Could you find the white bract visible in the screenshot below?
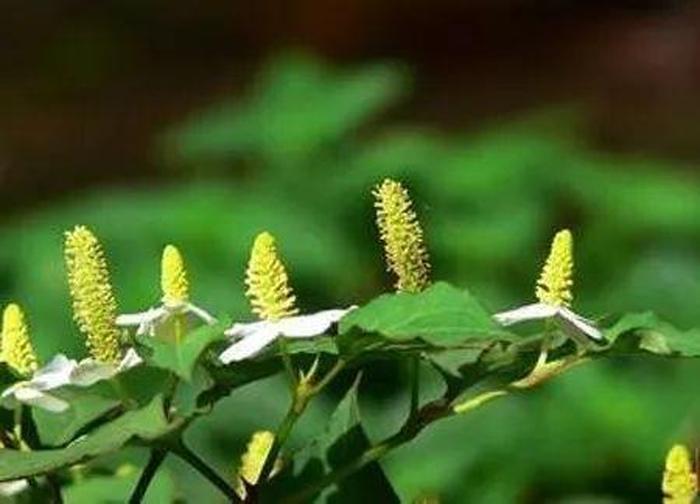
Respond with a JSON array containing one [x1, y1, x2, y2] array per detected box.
[[494, 302, 602, 341], [0, 479, 29, 497], [219, 308, 354, 363], [116, 302, 216, 337], [1, 349, 142, 413]]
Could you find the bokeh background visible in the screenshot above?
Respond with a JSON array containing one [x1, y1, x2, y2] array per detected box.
[[4, 1, 700, 502]]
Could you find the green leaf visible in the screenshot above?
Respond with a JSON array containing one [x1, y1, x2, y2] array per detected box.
[[0, 397, 172, 481], [427, 346, 488, 377], [339, 282, 513, 350], [138, 321, 228, 381], [605, 312, 700, 357], [33, 386, 121, 447]]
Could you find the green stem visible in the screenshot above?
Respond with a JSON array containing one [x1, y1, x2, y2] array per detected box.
[[128, 448, 168, 504], [308, 359, 345, 396], [409, 356, 420, 415], [46, 473, 64, 504], [278, 338, 297, 390], [13, 406, 22, 446], [257, 358, 347, 487], [172, 442, 240, 502]]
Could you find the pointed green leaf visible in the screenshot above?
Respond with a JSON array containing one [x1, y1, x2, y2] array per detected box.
[[339, 282, 513, 351], [605, 312, 700, 357]]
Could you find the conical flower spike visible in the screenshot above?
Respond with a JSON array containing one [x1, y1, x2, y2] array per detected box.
[[373, 179, 430, 293], [663, 444, 698, 504], [161, 245, 189, 307], [536, 229, 573, 307], [64, 226, 122, 364], [1, 304, 38, 376], [245, 232, 298, 321]]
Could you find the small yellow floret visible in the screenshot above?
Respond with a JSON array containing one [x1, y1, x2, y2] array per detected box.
[[245, 232, 298, 321], [663, 444, 698, 504], [1, 304, 38, 376], [535, 229, 574, 307], [64, 225, 122, 364], [161, 245, 189, 306], [373, 179, 431, 293]]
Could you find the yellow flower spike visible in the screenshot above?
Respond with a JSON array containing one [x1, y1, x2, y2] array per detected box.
[[535, 229, 574, 307], [64, 225, 122, 364], [161, 245, 189, 306], [245, 232, 298, 321], [1, 304, 39, 376], [373, 178, 431, 293], [234, 431, 279, 498], [663, 444, 698, 504]]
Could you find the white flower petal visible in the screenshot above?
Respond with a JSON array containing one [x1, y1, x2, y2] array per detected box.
[[117, 348, 143, 372], [493, 303, 558, 326], [219, 325, 280, 363], [69, 359, 118, 387], [30, 354, 78, 390], [186, 303, 217, 325], [556, 308, 603, 341], [116, 307, 166, 327], [224, 320, 271, 339], [276, 308, 353, 338], [11, 385, 69, 413], [0, 479, 29, 496]]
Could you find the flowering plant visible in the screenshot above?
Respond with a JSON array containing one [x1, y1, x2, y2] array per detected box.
[[0, 179, 695, 503]]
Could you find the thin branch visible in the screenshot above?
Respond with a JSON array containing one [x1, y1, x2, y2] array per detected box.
[[128, 448, 168, 504], [172, 442, 240, 502]]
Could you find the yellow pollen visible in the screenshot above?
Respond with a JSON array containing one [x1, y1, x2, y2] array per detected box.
[[245, 232, 298, 321], [64, 225, 122, 364], [373, 179, 431, 293], [1, 304, 39, 376], [161, 245, 189, 306], [535, 229, 574, 307], [663, 444, 698, 504]]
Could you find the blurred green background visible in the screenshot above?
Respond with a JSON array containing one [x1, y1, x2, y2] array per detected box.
[[3, 2, 700, 502]]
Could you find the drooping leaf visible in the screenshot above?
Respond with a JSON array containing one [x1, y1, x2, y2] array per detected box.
[[0, 397, 171, 481]]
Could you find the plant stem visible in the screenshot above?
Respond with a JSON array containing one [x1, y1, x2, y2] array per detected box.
[[309, 359, 345, 396], [257, 358, 347, 487], [46, 473, 64, 504], [172, 442, 240, 502], [409, 356, 420, 415], [128, 448, 168, 504], [279, 338, 297, 390]]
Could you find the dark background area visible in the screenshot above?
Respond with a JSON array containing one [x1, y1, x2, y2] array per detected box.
[[3, 1, 700, 208]]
